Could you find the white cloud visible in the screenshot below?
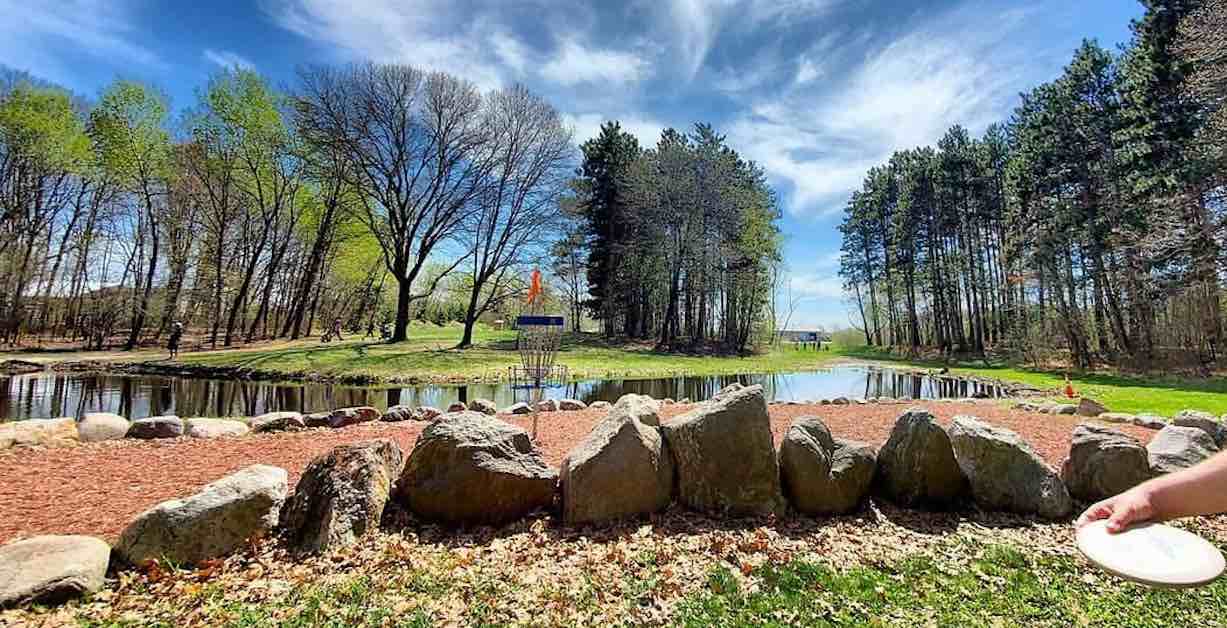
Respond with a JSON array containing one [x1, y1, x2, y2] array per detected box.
[[563, 112, 666, 148], [263, 0, 508, 91], [726, 8, 1034, 217], [203, 49, 256, 70], [0, 0, 162, 84], [540, 39, 648, 86]]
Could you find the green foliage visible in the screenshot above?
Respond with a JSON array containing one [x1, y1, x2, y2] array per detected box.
[[90, 81, 172, 186], [0, 84, 92, 173]]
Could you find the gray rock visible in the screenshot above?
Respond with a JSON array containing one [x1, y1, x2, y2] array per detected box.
[[1096, 412, 1136, 424], [1078, 397, 1108, 417], [1172, 410, 1226, 448], [714, 383, 744, 400], [185, 418, 250, 439], [1061, 424, 1151, 502], [589, 401, 611, 409], [395, 412, 556, 525], [535, 399, 560, 412], [0, 535, 110, 609], [558, 399, 587, 411], [1132, 414, 1166, 429], [251, 411, 305, 433], [560, 407, 674, 525], [304, 412, 331, 428], [327, 406, 380, 428], [613, 393, 661, 427], [382, 405, 416, 422], [281, 440, 404, 553], [507, 402, 532, 415], [126, 416, 184, 440], [77, 413, 129, 443], [0, 418, 79, 449], [660, 385, 784, 516], [1148, 425, 1219, 475], [1051, 404, 1078, 415], [949, 416, 1071, 519], [470, 399, 497, 415], [417, 406, 443, 421], [447, 401, 468, 413], [831, 397, 850, 405], [873, 409, 968, 508], [778, 416, 876, 515], [116, 464, 287, 566]]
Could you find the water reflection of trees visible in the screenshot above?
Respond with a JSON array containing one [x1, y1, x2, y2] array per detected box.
[[0, 369, 1005, 421]]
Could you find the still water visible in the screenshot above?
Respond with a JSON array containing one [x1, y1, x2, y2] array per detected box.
[[0, 366, 1006, 421]]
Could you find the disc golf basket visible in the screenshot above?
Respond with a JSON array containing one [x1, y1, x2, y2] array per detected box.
[[508, 314, 568, 440]]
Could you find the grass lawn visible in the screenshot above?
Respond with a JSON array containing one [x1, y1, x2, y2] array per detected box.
[[838, 346, 1227, 418], [170, 323, 844, 383]]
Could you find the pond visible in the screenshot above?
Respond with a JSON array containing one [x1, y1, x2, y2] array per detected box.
[[0, 366, 1007, 422]]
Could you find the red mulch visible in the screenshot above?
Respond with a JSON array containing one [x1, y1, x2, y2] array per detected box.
[[0, 402, 1157, 544]]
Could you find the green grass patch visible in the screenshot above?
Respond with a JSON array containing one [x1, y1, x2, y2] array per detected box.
[[836, 345, 1227, 417], [175, 324, 843, 383], [676, 542, 1227, 627]]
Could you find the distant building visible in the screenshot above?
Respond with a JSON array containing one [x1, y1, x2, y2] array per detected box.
[[778, 328, 830, 343]]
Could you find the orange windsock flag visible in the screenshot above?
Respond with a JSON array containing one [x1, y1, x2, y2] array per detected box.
[[526, 269, 543, 304]]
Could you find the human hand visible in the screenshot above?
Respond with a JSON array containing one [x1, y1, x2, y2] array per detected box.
[[1075, 487, 1157, 533]]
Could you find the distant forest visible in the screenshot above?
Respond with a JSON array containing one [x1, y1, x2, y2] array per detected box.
[[838, 0, 1227, 371], [0, 60, 781, 352]]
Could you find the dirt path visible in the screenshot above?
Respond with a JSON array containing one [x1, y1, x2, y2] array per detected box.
[[0, 401, 1155, 543]]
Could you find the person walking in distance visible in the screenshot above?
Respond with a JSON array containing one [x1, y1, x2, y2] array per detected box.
[[332, 317, 344, 342], [168, 321, 184, 360]]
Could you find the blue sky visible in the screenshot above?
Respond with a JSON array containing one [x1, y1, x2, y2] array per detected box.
[[2, 0, 1143, 330]]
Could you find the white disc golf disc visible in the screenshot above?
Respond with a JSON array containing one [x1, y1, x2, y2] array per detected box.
[[1076, 520, 1225, 588]]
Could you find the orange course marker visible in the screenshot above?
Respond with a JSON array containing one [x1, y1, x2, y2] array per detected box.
[[526, 269, 543, 305]]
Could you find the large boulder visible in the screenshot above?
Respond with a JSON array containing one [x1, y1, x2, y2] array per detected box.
[[447, 401, 467, 413], [1077, 397, 1108, 417], [0, 418, 78, 450], [281, 440, 404, 553], [659, 385, 784, 516], [873, 409, 968, 508], [395, 412, 557, 525], [125, 416, 183, 440], [1172, 410, 1226, 448], [0, 535, 110, 609], [381, 405, 416, 422], [116, 465, 287, 566], [613, 393, 661, 427], [1148, 425, 1219, 475], [778, 416, 876, 515], [250, 411, 305, 433], [470, 399, 497, 415], [417, 406, 443, 421], [535, 399, 560, 413], [948, 416, 1072, 519], [304, 412, 331, 428], [558, 399, 587, 411], [560, 406, 674, 525], [185, 418, 250, 439], [327, 406, 380, 429], [507, 402, 532, 415], [77, 413, 130, 443], [1061, 424, 1151, 502]]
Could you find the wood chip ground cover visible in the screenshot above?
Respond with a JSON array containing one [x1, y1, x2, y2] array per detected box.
[[2, 401, 1207, 626]]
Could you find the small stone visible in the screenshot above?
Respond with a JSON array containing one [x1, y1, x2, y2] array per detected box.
[[77, 413, 129, 443], [304, 412, 331, 428], [507, 402, 532, 415], [417, 406, 443, 421], [470, 399, 497, 415], [327, 406, 380, 428], [251, 412, 305, 433], [589, 401, 611, 409], [1096, 412, 1136, 424], [0, 535, 110, 609], [1132, 414, 1166, 430], [535, 399, 559, 412], [447, 401, 468, 413], [126, 416, 183, 440], [382, 405, 416, 422], [185, 418, 250, 439], [1077, 397, 1108, 417], [558, 399, 587, 411]]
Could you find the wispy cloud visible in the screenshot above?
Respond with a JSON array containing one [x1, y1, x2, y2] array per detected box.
[[0, 0, 162, 85], [203, 49, 255, 71], [540, 39, 649, 86], [562, 112, 666, 148]]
